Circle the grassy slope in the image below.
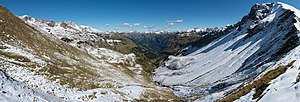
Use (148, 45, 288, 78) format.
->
(0, 5, 179, 101)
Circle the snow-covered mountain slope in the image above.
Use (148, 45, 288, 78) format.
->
(19, 15, 160, 74)
(0, 64, 63, 102)
(232, 40, 300, 102)
(0, 5, 178, 101)
(153, 2, 300, 101)
(19, 15, 130, 50)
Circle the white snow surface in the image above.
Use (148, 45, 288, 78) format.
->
(0, 44, 134, 101)
(278, 2, 300, 17)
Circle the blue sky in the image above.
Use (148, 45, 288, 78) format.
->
(1, 0, 300, 31)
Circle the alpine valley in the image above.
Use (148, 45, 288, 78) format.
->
(0, 2, 300, 102)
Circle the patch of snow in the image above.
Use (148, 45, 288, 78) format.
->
(1, 44, 46, 66)
(117, 86, 145, 99)
(261, 13, 276, 23)
(0, 61, 62, 102)
(295, 18, 300, 31)
(106, 39, 121, 43)
(278, 2, 300, 17)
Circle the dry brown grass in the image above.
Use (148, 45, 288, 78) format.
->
(138, 89, 183, 102)
(0, 50, 31, 62)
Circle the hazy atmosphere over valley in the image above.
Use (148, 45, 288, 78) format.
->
(0, 0, 300, 102)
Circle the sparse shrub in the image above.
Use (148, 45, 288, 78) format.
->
(295, 73, 300, 84)
(61, 37, 74, 43)
(0, 46, 7, 49)
(0, 51, 31, 62)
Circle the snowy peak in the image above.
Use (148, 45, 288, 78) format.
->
(19, 15, 101, 33)
(246, 2, 299, 21)
(235, 2, 300, 35)
(248, 2, 278, 21)
(20, 15, 56, 27)
(187, 28, 223, 33)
